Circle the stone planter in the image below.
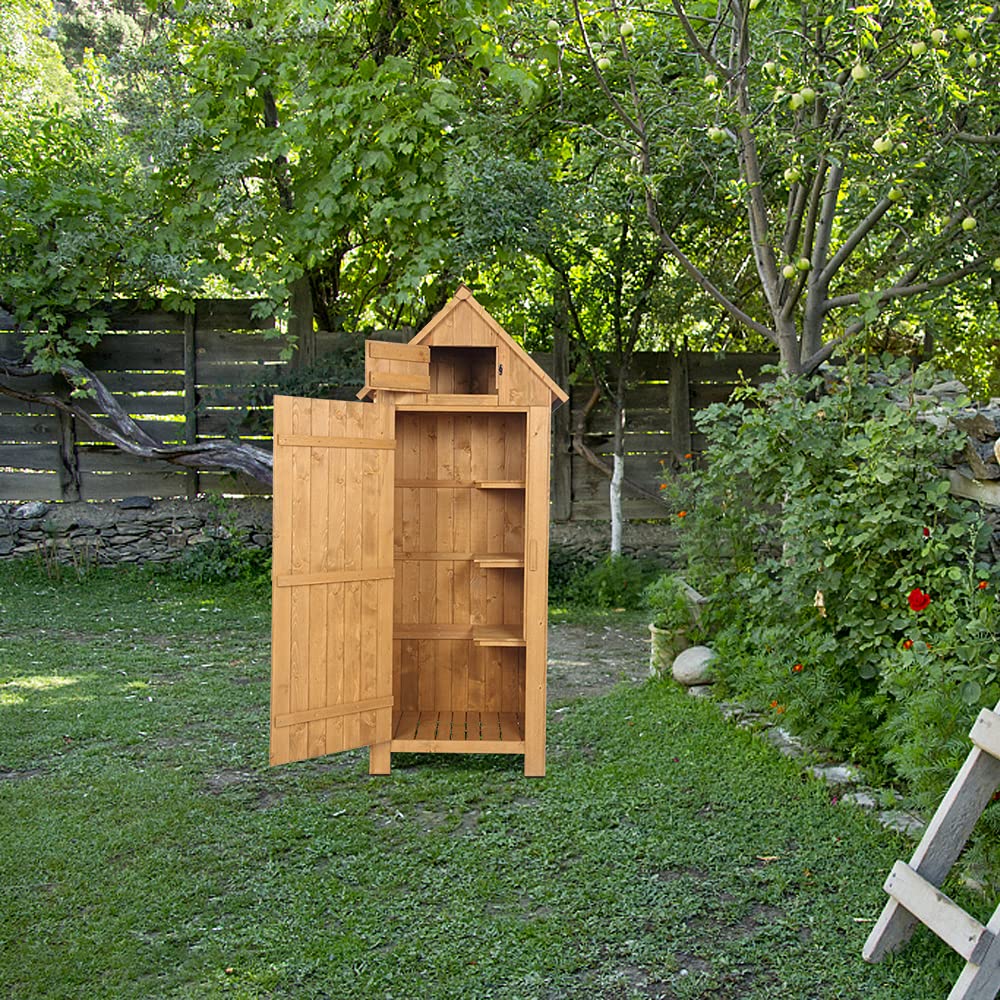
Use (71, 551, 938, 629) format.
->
(649, 623, 690, 677)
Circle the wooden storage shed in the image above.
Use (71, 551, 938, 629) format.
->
(269, 287, 568, 776)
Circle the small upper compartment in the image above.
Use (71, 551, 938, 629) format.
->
(357, 285, 568, 408)
(430, 346, 496, 395)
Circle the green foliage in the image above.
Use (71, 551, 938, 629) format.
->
(642, 573, 695, 632)
(213, 341, 366, 437)
(161, 496, 270, 585)
(674, 356, 1000, 814)
(547, 543, 599, 605)
(563, 554, 662, 610)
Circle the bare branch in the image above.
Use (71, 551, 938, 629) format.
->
(571, 0, 645, 142)
(643, 192, 779, 344)
(950, 131, 1000, 146)
(0, 359, 274, 485)
(823, 259, 988, 312)
(817, 196, 895, 286)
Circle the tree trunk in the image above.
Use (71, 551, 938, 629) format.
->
(609, 378, 626, 557)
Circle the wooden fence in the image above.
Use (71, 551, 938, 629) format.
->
(0, 303, 776, 519)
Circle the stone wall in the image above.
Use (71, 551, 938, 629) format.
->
(0, 496, 682, 569)
(0, 497, 272, 566)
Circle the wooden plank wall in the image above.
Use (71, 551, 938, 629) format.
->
(0, 303, 776, 517)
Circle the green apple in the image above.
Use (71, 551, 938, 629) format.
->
(799, 86, 816, 104)
(789, 92, 805, 109)
(782, 264, 797, 279)
(931, 28, 946, 46)
(708, 126, 727, 143)
(993, 258, 1000, 271)
(962, 216, 977, 231)
(796, 257, 811, 271)
(597, 56, 612, 71)
(888, 186, 904, 202)
(967, 53, 979, 68)
(911, 40, 927, 56)
(851, 63, 870, 82)
(762, 60, 778, 77)
(954, 26, 971, 42)
(873, 136, 894, 154)
(620, 21, 635, 37)
(547, 18, 560, 32)
(784, 166, 801, 184)
(704, 72, 719, 88)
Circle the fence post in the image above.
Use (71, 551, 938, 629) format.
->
(669, 348, 692, 463)
(184, 311, 199, 498)
(551, 311, 572, 522)
(288, 277, 315, 369)
(56, 408, 81, 500)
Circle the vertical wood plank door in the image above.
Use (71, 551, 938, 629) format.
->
(270, 395, 395, 766)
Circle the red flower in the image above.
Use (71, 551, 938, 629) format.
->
(792, 663, 804, 673)
(677, 510, 688, 518)
(979, 580, 989, 590)
(922, 527, 931, 539)
(908, 588, 931, 612)
(903, 639, 914, 650)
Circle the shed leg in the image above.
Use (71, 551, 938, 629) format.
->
(523, 748, 545, 778)
(369, 742, 391, 775)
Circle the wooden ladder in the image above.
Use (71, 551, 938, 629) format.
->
(864, 702, 1000, 999)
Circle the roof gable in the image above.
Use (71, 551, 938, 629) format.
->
(409, 286, 567, 405)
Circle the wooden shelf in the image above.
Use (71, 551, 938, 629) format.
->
(391, 553, 523, 567)
(473, 553, 524, 569)
(395, 479, 475, 489)
(472, 624, 526, 647)
(393, 624, 526, 645)
(392, 711, 525, 754)
(473, 480, 526, 490)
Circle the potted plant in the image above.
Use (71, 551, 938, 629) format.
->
(643, 574, 703, 676)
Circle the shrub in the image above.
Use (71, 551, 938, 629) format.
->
(643, 573, 697, 632)
(562, 554, 662, 610)
(671, 355, 999, 813)
(162, 496, 271, 585)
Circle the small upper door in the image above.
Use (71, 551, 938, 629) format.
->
(270, 395, 395, 765)
(363, 341, 430, 393)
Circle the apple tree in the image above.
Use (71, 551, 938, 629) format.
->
(564, 0, 999, 373)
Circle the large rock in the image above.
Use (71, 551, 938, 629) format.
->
(672, 645, 716, 686)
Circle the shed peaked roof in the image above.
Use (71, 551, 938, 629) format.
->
(358, 285, 568, 406)
(410, 286, 567, 405)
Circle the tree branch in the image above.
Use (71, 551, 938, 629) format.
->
(823, 259, 988, 312)
(816, 196, 894, 286)
(0, 359, 274, 485)
(643, 193, 779, 344)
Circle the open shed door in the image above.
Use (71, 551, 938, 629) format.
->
(270, 395, 395, 765)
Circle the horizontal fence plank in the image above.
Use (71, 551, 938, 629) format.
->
(0, 414, 61, 443)
(0, 443, 60, 472)
(79, 334, 184, 371)
(569, 497, 667, 520)
(79, 470, 191, 500)
(0, 471, 61, 500)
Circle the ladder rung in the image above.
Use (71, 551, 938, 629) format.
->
(969, 709, 1000, 761)
(885, 862, 994, 964)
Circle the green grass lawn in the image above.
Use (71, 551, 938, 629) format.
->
(0, 565, 971, 998)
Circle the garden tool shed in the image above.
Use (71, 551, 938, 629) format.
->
(269, 286, 568, 776)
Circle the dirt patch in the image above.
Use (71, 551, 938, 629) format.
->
(547, 619, 649, 706)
